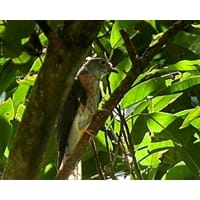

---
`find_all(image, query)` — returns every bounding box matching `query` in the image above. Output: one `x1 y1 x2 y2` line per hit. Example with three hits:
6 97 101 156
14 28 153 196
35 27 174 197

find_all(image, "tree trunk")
3 20 102 179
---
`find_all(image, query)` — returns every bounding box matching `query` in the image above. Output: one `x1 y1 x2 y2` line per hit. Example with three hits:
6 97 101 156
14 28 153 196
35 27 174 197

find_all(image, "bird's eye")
100 60 106 65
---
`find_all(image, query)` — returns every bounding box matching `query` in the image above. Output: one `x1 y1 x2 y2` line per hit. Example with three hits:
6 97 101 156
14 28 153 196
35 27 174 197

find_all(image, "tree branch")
56 20 192 179
116 107 143 179
3 21 102 179
120 29 140 70
140 20 192 66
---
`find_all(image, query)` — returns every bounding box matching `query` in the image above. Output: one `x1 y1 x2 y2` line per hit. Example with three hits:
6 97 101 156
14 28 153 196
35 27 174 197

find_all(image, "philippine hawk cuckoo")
57 56 116 177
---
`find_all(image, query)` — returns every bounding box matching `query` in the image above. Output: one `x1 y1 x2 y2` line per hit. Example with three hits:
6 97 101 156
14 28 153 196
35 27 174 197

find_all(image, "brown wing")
57 78 87 170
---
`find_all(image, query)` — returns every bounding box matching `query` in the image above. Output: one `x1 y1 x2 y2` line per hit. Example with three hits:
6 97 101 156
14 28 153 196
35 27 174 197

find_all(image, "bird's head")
77 57 117 79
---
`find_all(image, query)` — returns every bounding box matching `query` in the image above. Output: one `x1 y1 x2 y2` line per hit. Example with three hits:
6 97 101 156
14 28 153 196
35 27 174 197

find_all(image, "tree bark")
2 20 102 179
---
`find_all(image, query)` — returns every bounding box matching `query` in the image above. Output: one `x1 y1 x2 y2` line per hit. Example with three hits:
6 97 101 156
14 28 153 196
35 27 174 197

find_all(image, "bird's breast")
78 92 99 129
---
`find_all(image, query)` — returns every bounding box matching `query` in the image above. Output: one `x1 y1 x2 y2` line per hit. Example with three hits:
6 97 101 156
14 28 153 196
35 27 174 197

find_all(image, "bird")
57 56 117 179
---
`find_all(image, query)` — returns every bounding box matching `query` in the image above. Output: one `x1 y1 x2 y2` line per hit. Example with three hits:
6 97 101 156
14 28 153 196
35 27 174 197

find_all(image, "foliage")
1 20 200 179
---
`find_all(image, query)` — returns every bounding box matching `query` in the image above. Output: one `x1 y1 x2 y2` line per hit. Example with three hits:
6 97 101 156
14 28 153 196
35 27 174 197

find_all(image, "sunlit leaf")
109 57 131 91
149 140 174 153
0 98 14 121
121 77 167 108
159 75 200 95
110 20 138 49
110 21 122 48
0 98 14 156
12 51 31 64
180 106 200 129
148 93 182 112
15 104 25 121
136 134 161 167
146 112 176 133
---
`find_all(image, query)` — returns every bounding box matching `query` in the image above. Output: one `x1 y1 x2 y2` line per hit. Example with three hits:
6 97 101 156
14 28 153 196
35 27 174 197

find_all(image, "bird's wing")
57 78 87 169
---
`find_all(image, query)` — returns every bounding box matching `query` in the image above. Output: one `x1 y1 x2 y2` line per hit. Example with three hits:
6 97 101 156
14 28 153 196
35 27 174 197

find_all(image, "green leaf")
12 51 31 64
148 93 182 112
39 33 48 47
132 115 148 145
118 20 139 34
191 118 200 129
3 21 35 57
3 39 22 58
0 61 18 94
162 43 198 64
159 75 200 95
125 100 149 123
0 98 14 156
146 112 176 133
110 20 139 49
12 84 29 113
31 57 43 72
141 59 200 81
95 131 113 151
136 136 161 167
42 164 56 180
110 21 122 48
132 100 149 117
177 145 200 178
162 161 194 180
173 31 200 54
0 116 13 156
4 21 35 41
182 142 200 177
149 140 174 153
165 59 200 72
15 104 25 121
109 57 131 91
0 60 33 94
121 77 167 108
175 109 192 118
180 106 200 129
17 74 37 86
0 98 14 121
137 140 174 169
156 118 199 148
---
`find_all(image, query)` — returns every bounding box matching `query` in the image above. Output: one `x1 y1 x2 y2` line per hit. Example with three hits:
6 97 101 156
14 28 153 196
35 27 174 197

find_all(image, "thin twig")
117 130 135 179
116 107 143 180
120 29 140 70
104 130 118 180
91 140 106 180
111 129 123 168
